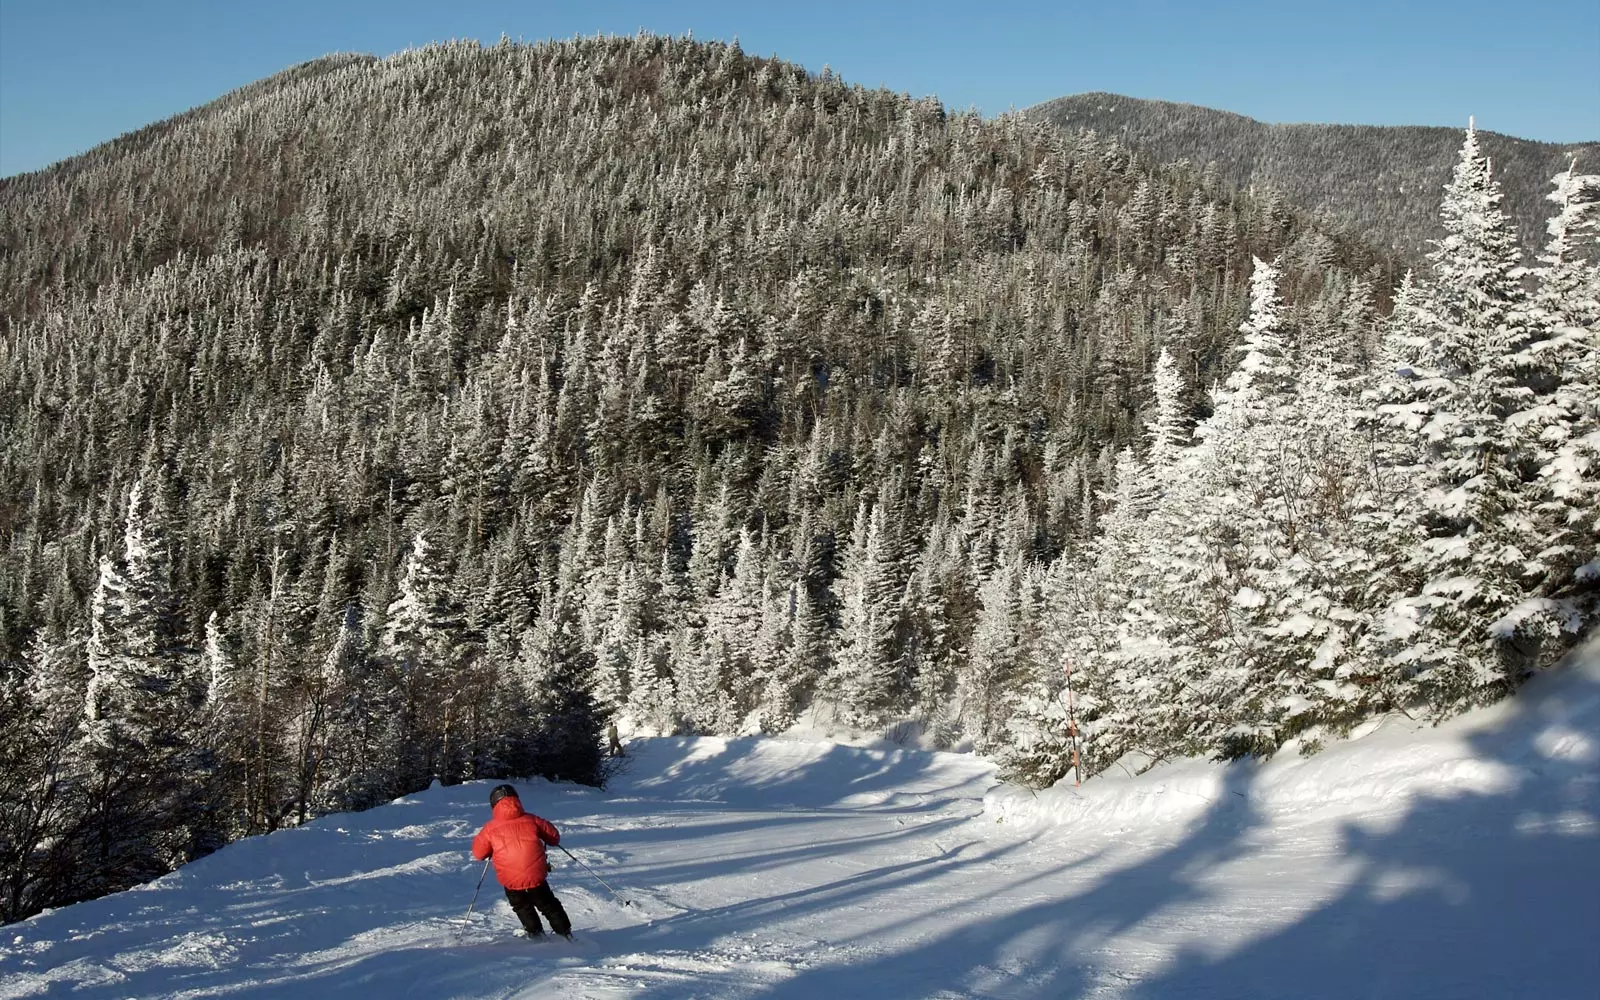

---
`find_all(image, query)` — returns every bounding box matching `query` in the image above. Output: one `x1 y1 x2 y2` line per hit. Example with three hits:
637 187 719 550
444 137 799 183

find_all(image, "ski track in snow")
4 645 1599 999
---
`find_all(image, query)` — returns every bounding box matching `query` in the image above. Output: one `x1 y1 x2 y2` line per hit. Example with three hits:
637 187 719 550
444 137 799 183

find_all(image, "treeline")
4 36 1576 926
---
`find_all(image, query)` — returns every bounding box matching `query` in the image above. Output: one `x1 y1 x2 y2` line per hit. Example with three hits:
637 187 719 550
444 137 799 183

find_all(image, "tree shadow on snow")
688 760 1271 1000
619 658 1599 1000
611 735 991 812
1123 661 1600 1000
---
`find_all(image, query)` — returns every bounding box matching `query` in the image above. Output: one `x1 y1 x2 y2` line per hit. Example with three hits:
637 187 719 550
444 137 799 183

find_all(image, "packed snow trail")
4 646 1598 999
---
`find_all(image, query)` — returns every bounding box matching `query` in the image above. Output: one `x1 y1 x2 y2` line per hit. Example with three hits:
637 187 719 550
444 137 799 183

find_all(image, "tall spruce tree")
1395 122 1546 705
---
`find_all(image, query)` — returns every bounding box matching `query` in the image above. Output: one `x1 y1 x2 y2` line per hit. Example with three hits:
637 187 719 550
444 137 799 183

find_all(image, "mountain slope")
1030 92 1599 258
0 36 1408 924
3 638 1595 999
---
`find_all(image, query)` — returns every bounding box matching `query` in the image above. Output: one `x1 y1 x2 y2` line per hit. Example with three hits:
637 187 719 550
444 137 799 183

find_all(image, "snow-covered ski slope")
5 643 1597 999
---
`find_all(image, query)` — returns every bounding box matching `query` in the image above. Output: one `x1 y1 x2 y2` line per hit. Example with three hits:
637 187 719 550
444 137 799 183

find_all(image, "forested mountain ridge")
1 36 1593 927
1030 92 1599 260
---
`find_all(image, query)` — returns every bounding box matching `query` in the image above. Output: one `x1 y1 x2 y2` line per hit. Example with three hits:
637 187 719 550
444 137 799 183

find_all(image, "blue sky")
2 0 1597 177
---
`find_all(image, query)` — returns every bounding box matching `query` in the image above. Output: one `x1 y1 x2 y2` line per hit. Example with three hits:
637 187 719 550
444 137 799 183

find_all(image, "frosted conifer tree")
83 556 134 742
1525 163 1600 608
201 611 240 710
1222 256 1295 410
1150 258 1305 755
84 479 188 753
1145 347 1189 469
960 552 1028 748
1358 271 1442 666
830 502 906 725
687 479 738 601
1002 556 1092 787
313 602 396 811
751 558 792 719
1534 163 1600 329
2 627 86 920
760 580 822 733
23 626 84 732
78 480 200 890
675 631 740 735
1038 445 1162 770
593 560 645 715
1397 122 1544 705
192 609 253 840
694 528 770 727
518 571 605 784
626 635 679 736
380 532 473 783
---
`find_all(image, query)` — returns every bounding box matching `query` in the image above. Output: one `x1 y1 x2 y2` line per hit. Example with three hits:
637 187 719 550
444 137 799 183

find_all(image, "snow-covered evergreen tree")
84 480 188 753
78 479 202 893
313 601 398 811
1378 123 1547 706
517 570 606 785
379 532 475 784
829 501 908 725
0 627 85 920
1525 163 1600 607
960 550 1031 749
704 529 767 720
1145 346 1190 468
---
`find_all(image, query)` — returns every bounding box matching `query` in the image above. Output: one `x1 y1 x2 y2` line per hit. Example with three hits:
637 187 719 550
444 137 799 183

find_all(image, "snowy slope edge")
983 635 1600 834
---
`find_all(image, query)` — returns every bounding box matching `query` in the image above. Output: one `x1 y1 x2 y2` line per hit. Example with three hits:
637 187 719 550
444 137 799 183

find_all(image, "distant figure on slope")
472 784 573 940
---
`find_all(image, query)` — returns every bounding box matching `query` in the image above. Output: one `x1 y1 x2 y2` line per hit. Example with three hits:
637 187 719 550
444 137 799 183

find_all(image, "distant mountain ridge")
1030 92 1599 259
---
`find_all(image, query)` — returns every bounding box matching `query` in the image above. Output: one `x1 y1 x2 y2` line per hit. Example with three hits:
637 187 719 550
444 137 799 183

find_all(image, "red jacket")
472 797 561 890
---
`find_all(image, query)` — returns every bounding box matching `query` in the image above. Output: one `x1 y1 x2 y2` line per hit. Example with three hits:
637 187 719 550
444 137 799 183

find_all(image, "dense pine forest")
0 36 1594 924
1033 92 1599 261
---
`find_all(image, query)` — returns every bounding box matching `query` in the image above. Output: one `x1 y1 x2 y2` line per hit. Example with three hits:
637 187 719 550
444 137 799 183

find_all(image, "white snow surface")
5 645 1599 999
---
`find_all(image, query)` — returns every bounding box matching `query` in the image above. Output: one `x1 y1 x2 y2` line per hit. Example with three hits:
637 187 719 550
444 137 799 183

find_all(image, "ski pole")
556 843 633 907
460 858 490 929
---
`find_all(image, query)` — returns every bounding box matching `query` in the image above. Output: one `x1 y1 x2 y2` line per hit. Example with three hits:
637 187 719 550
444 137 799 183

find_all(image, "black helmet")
489 783 519 807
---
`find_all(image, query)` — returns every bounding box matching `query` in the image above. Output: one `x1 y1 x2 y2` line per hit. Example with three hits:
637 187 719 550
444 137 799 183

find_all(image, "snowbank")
986 636 1600 835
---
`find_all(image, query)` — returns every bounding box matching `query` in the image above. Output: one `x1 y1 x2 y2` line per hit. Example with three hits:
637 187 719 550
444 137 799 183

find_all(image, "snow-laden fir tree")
0 627 85 920
703 528 767 719
379 532 475 784
829 500 909 725
84 479 189 752
79 479 202 893
1374 122 1549 707
313 601 400 811
1523 163 1600 606
517 561 607 785
1145 346 1190 469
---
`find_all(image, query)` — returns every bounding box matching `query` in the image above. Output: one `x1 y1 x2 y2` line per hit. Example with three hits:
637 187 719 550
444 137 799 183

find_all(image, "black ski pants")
505 882 571 937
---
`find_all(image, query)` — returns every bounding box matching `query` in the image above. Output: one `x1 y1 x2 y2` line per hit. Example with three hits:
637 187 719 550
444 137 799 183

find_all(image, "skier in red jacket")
472 784 573 939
